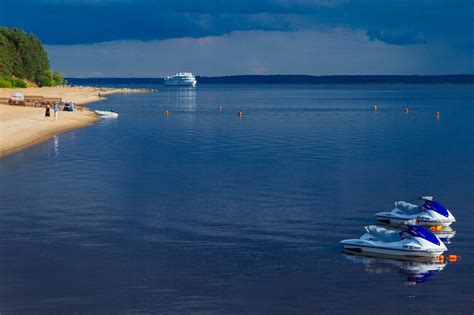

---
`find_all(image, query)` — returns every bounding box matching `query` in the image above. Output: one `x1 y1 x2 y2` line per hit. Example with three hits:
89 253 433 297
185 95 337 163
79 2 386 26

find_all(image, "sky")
1 0 473 77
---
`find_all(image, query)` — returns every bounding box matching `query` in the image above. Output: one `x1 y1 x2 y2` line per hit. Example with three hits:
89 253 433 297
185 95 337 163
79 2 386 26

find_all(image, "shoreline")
0 86 153 157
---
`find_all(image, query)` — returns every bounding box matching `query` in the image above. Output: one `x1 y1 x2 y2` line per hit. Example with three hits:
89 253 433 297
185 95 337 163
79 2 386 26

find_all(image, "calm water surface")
0 84 473 313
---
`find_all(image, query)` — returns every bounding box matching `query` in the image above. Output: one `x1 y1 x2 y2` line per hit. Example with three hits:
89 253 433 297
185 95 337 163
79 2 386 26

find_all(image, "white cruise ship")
164 72 197 87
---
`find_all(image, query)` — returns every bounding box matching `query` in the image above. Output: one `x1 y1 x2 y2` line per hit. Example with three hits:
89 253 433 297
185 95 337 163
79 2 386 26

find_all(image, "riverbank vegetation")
0 27 65 88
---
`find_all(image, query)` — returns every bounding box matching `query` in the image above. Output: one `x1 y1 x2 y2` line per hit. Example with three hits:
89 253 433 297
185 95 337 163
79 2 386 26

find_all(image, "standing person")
44 104 51 120
53 104 59 120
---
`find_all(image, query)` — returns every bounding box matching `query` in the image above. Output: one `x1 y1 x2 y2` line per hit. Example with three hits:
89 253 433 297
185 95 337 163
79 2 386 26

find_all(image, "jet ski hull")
375 212 454 227
340 226 447 260
341 240 445 259
375 199 456 227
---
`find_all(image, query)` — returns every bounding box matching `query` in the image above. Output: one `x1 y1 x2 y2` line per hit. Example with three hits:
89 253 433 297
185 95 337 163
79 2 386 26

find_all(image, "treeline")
0 27 65 88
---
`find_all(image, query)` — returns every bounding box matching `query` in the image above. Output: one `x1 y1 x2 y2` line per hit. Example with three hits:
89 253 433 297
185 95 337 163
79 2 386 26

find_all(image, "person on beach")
44 105 51 120
53 104 59 120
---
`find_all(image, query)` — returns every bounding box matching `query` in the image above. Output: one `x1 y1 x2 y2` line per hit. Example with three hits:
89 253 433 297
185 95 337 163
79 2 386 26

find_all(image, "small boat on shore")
95 110 119 118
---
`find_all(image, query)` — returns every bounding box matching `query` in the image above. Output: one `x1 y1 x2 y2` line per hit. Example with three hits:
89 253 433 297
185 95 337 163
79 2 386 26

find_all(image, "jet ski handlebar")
419 196 434 201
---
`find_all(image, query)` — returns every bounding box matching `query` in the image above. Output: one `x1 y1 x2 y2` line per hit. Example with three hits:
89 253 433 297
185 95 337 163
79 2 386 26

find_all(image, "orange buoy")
448 255 460 262
438 255 444 262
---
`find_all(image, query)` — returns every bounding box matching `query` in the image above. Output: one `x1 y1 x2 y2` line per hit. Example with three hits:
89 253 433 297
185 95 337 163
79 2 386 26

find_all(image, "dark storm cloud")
0 0 472 50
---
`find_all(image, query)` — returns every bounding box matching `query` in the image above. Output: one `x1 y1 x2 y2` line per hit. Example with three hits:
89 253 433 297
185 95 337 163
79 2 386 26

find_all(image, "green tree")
0 27 62 86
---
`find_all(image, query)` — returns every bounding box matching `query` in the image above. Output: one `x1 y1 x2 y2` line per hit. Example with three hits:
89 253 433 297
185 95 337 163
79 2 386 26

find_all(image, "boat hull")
342 243 444 259
95 110 118 118
375 200 456 227
164 81 196 87
340 226 447 260
375 213 454 227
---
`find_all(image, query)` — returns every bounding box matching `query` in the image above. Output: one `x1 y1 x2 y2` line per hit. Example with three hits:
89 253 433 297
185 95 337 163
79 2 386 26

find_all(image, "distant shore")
67 74 474 86
0 86 153 157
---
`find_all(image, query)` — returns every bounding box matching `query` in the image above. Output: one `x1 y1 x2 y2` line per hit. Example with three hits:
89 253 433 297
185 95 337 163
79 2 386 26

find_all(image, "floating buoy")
438 255 444 262
237 112 243 117
448 255 460 262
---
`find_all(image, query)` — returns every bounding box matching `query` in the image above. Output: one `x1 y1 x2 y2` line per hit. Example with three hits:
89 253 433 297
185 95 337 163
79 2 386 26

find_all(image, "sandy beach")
0 86 151 157
0 86 150 105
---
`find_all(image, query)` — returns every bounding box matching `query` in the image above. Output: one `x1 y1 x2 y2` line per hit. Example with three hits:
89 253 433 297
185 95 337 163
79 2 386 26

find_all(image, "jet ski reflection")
432 226 456 244
342 253 447 285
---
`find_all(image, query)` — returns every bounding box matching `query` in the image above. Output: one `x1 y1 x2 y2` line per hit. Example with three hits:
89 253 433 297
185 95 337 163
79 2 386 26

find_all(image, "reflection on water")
342 253 448 286
164 87 196 112
433 227 456 244
53 135 59 157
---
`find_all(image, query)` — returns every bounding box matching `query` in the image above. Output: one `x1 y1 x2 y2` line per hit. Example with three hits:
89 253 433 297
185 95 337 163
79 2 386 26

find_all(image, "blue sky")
1 0 473 76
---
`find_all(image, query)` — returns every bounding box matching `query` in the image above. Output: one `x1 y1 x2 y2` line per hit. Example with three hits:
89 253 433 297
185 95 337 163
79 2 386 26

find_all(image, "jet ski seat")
365 225 401 242
394 201 420 215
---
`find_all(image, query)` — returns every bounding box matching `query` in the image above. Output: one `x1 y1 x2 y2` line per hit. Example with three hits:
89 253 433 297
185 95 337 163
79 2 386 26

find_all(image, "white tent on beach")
10 92 24 101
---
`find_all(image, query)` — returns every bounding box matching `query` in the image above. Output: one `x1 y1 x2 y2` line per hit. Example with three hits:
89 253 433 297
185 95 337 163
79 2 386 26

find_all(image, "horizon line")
66 74 474 79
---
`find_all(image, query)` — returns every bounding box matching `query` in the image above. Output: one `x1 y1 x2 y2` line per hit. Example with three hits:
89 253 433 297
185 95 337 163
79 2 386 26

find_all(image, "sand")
0 86 150 105
0 86 152 157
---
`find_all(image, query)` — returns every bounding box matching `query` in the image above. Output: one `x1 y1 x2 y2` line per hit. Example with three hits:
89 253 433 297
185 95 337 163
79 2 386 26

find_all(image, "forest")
0 27 64 88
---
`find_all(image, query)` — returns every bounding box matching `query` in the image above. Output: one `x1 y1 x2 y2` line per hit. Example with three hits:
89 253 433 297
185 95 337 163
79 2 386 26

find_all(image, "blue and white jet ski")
375 196 455 227
340 225 447 259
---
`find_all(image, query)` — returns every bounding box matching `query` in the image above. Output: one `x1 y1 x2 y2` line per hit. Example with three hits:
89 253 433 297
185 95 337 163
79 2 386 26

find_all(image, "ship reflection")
165 87 196 112
53 135 59 157
342 253 447 285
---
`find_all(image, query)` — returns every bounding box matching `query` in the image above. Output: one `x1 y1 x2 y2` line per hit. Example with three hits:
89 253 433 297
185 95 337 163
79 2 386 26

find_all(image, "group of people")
62 102 77 112
43 102 78 120
44 104 59 121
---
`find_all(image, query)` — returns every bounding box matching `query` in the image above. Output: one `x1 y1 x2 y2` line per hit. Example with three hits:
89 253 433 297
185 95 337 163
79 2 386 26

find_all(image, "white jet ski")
375 196 455 227
95 110 119 118
340 225 447 259
377 222 456 244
